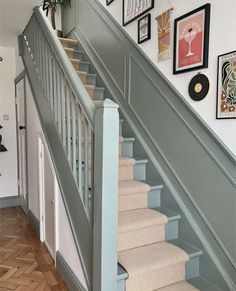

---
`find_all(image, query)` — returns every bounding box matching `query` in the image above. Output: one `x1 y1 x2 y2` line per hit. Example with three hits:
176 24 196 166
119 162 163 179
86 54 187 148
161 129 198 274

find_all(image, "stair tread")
119 180 151 195
119 157 136 166
155 281 199 290
118 208 168 233
58 37 79 45
153 207 181 221
118 242 189 277
169 239 203 258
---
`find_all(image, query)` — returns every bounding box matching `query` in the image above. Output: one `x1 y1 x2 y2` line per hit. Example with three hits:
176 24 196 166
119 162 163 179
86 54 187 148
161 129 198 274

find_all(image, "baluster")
61 77 66 147
66 85 72 164
52 56 58 124
45 42 50 102
77 106 82 194
41 34 47 93
48 51 54 111
57 67 62 134
71 96 77 177
38 28 43 83
83 118 89 209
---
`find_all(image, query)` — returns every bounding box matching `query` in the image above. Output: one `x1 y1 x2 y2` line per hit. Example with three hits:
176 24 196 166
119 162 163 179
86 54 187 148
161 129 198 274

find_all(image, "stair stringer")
21 39 93 289
63 4 236 290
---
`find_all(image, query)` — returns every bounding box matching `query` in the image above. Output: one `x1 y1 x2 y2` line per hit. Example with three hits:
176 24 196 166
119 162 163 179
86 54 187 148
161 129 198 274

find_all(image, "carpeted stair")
59 37 200 291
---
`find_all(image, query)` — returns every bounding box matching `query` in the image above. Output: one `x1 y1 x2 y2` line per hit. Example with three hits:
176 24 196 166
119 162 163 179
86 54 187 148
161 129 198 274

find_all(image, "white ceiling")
0 0 42 47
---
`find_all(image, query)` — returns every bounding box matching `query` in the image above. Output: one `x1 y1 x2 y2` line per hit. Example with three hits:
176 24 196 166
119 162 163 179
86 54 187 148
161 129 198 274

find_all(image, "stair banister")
33 6 95 127
20 6 120 291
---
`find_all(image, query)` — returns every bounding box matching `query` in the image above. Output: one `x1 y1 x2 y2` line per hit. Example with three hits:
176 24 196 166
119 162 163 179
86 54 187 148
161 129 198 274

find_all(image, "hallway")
0 207 68 290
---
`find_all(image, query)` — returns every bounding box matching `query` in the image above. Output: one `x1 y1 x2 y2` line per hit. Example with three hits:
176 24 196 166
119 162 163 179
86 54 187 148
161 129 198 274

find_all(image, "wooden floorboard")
0 207 69 291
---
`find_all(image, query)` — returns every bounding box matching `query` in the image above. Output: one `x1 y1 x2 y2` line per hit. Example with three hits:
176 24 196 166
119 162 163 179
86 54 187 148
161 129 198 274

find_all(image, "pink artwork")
173 4 210 74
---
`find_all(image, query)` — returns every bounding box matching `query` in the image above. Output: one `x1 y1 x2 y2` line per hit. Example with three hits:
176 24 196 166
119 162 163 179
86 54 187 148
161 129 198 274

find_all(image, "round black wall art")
188 73 210 101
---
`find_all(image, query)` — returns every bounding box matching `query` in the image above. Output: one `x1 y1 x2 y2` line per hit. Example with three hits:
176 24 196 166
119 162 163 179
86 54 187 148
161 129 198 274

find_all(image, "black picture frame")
106 0 114 5
216 50 236 119
123 0 154 26
173 4 211 74
138 14 151 44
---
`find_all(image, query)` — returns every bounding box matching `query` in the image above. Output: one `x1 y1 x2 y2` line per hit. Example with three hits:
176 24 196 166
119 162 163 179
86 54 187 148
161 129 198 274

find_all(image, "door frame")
38 134 57 260
14 71 29 213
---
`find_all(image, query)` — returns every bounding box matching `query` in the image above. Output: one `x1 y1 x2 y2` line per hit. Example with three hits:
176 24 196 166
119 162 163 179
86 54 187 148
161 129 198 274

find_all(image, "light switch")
3 114 9 120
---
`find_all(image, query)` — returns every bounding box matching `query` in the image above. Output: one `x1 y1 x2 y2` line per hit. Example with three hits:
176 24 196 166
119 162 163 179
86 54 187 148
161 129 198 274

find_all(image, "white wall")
0 47 18 198
99 0 236 156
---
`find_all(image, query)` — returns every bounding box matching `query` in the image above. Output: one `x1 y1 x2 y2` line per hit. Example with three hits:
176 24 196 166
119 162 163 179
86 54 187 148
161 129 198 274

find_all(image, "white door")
38 137 55 259
15 76 27 214
44 149 55 257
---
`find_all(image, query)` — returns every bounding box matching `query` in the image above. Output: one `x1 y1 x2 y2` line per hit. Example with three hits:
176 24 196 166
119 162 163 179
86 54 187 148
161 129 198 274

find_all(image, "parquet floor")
0 207 69 291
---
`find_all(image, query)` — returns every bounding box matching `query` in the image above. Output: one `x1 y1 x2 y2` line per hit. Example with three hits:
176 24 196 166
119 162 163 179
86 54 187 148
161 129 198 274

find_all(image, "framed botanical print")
173 4 211 74
138 14 151 44
123 0 154 26
216 51 236 119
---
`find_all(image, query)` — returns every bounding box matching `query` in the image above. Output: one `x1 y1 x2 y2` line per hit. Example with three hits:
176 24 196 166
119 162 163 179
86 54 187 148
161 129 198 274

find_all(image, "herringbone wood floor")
0 207 69 290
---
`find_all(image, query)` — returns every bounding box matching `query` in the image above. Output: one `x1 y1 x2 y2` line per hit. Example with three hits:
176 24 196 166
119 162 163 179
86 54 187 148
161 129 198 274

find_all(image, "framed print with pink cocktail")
173 4 211 74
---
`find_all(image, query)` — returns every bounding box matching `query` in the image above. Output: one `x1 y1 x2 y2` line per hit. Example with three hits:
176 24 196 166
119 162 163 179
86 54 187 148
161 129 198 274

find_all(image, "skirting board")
28 209 40 238
56 252 87 291
0 196 19 209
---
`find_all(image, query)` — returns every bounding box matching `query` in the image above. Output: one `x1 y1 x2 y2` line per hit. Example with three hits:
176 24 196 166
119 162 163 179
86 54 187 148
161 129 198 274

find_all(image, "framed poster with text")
173 4 211 74
217 51 236 119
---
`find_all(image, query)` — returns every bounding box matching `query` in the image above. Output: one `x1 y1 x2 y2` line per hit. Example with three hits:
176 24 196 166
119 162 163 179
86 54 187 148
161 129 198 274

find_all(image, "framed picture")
106 0 114 5
123 0 154 26
173 4 211 74
216 51 236 119
138 14 151 44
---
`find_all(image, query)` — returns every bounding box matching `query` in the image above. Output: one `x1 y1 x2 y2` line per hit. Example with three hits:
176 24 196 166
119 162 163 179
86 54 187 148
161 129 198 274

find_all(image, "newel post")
93 99 119 291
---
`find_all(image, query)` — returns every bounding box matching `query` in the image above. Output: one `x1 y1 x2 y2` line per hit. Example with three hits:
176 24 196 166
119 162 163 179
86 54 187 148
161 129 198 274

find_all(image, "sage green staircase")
20 2 235 290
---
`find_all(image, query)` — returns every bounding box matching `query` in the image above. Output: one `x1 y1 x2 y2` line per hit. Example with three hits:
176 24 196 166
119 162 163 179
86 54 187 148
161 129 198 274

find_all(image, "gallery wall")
0 46 18 198
99 0 236 156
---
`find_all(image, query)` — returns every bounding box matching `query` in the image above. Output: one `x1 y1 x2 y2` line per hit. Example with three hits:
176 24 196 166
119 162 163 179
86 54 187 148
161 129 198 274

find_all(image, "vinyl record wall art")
188 73 209 101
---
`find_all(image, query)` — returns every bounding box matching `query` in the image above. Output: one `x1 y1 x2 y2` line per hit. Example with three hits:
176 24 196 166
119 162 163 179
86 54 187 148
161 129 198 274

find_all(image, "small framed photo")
106 0 114 5
138 14 151 44
216 51 236 119
173 4 211 74
123 0 154 26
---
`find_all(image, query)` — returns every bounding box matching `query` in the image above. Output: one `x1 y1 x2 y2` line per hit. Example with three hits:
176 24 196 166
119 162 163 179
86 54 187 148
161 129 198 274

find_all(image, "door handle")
19 126 26 130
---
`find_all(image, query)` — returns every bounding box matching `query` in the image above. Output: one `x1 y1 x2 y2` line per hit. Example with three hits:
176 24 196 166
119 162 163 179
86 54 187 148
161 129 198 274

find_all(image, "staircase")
20 6 233 291
59 36 203 291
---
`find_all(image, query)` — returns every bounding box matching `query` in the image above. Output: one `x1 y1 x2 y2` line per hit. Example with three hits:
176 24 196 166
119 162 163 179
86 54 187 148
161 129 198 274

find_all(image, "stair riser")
118 224 165 252
165 220 179 241
186 257 200 280
119 165 134 181
119 193 148 212
74 51 84 61
148 188 161 208
125 262 186 291
65 50 74 59
122 140 134 158
134 162 146 181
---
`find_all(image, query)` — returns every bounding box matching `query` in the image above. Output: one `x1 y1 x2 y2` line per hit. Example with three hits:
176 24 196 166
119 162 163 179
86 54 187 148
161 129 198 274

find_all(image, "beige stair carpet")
119 242 189 291
59 36 198 291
